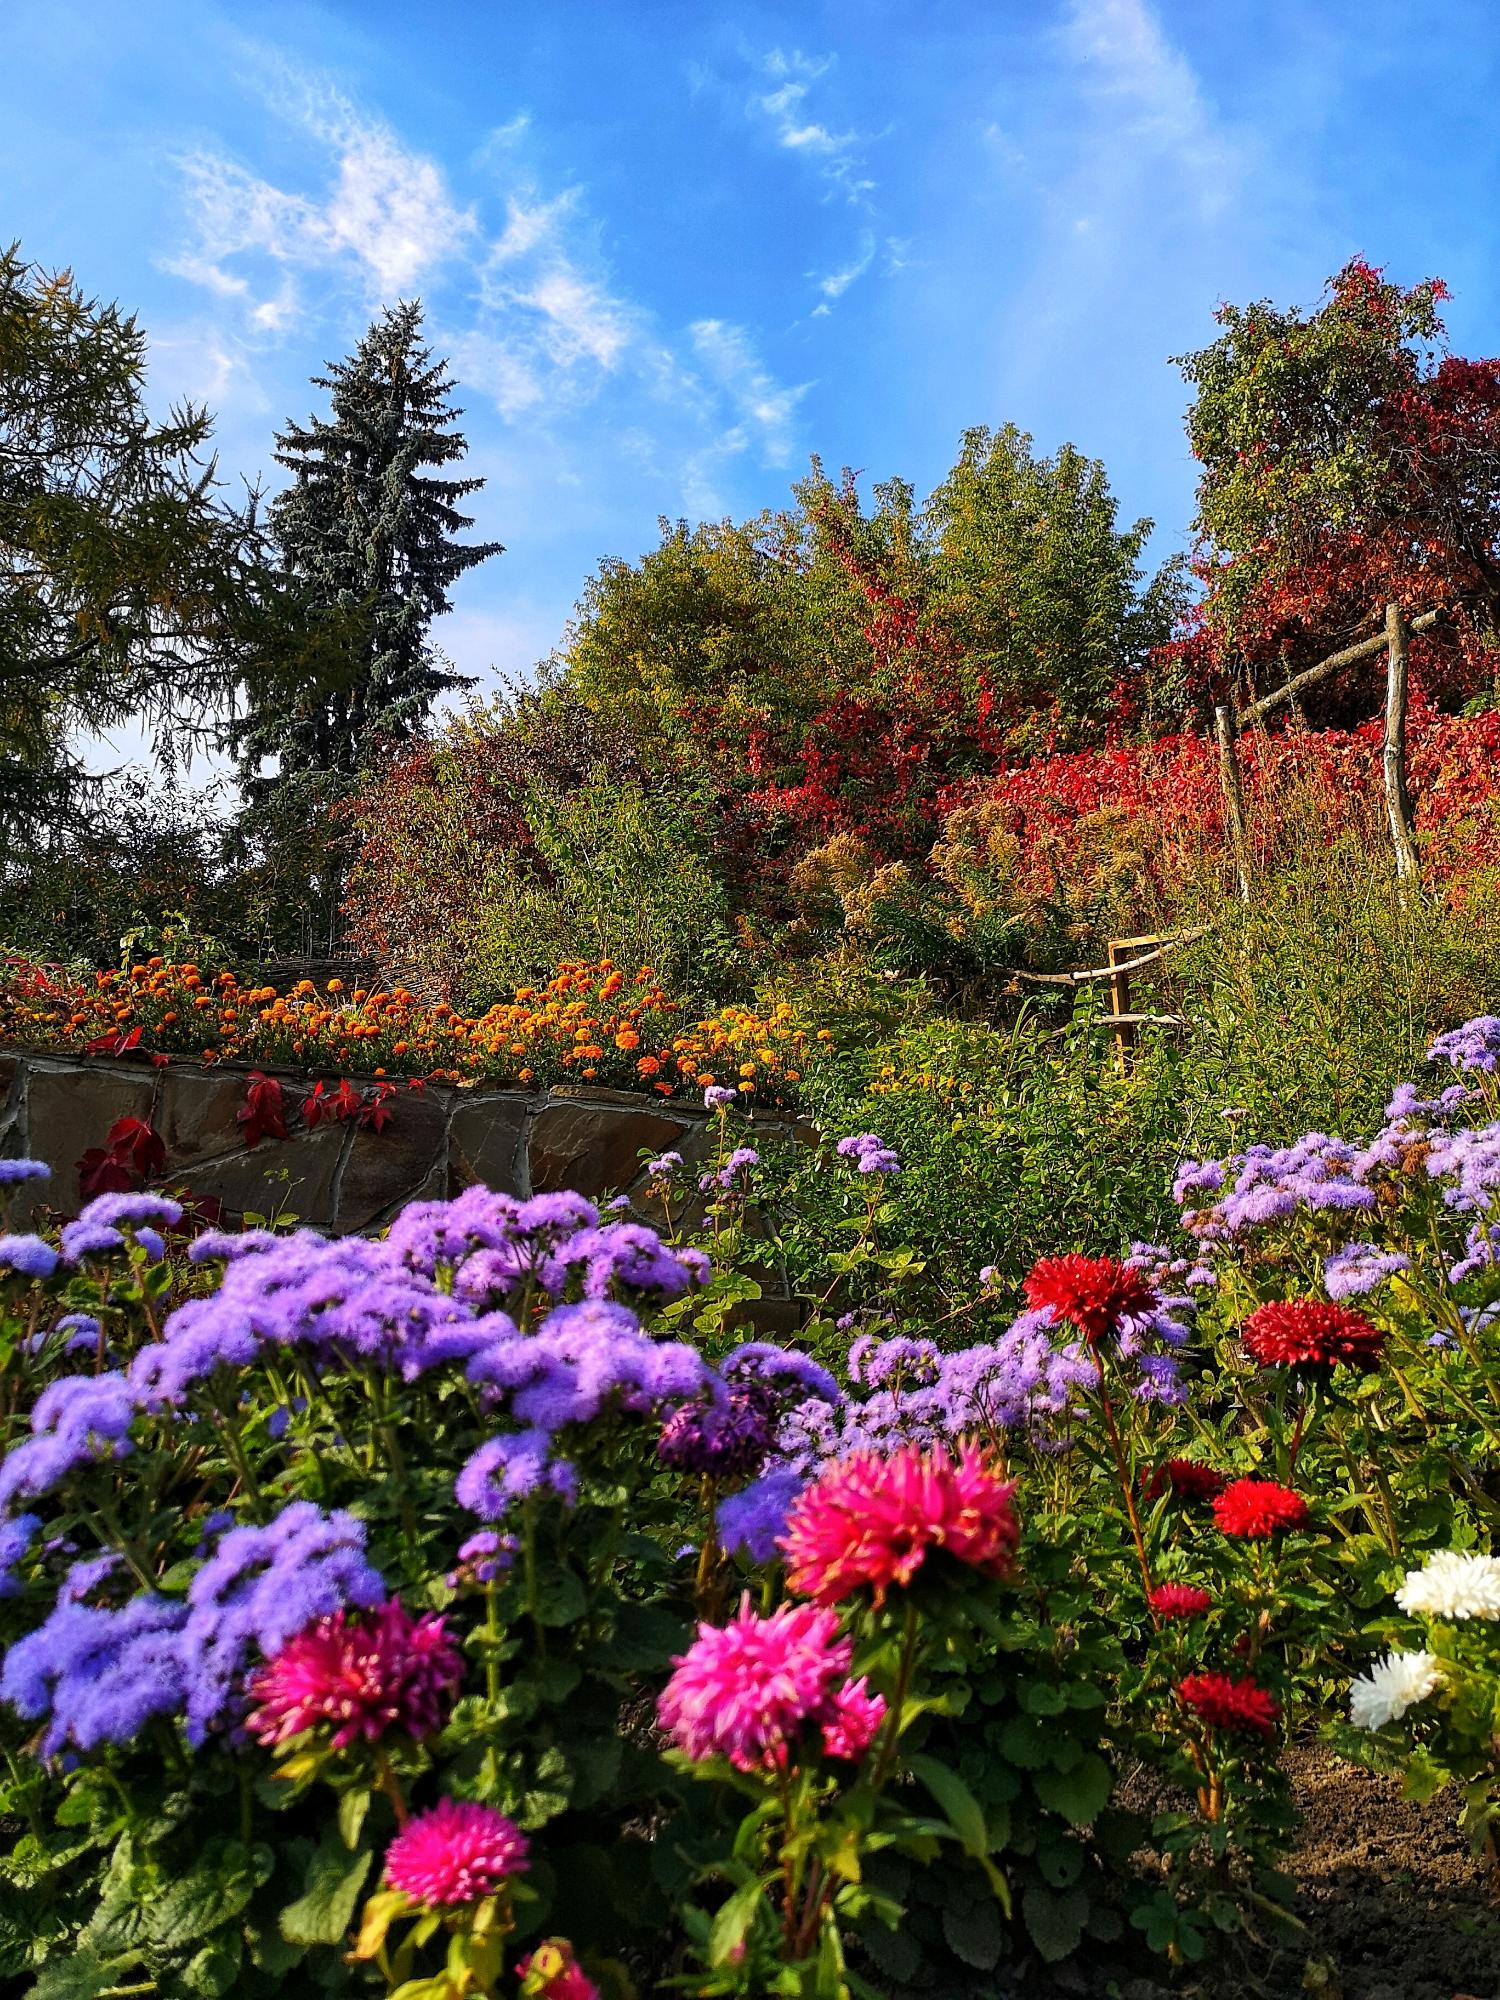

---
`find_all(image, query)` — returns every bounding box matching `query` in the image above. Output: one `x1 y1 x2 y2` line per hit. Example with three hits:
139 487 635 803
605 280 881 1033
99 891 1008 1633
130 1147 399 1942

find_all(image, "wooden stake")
1107 938 1135 1072
1213 704 1252 903
1383 600 1421 886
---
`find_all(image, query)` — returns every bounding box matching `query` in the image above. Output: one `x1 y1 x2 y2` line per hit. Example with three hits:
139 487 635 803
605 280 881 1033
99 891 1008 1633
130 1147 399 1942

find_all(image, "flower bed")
0 957 811 1106
4 1021 1500 1994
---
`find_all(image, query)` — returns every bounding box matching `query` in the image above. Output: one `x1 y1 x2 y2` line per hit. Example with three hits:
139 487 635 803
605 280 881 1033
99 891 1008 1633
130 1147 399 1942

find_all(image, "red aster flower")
1140 1458 1227 1503
1149 1583 1213 1620
1212 1478 1308 1539
1023 1254 1158 1343
781 1443 1020 1607
1178 1671 1280 1738
1241 1299 1384 1373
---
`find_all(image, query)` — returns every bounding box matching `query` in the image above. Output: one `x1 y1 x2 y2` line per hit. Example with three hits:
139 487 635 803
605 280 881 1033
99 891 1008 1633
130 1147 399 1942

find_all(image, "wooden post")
1213 704 1252 903
1106 937 1137 1072
1383 600 1421 886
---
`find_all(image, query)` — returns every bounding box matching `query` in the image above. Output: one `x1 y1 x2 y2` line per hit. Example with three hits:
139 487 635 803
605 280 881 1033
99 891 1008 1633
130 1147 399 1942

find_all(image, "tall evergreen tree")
238 302 502 810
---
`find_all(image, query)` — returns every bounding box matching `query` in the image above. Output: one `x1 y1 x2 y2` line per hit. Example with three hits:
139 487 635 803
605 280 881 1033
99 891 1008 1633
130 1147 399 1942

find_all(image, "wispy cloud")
689 319 811 466
164 85 476 326
749 48 875 208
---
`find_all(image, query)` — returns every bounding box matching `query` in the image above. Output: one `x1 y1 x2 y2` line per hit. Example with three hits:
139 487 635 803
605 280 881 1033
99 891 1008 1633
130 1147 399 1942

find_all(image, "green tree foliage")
0 243 323 840
237 301 502 814
562 429 1181 891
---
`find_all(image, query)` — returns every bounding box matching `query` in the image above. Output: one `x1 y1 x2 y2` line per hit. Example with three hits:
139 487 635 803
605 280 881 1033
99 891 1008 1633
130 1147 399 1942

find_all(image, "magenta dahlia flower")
384 1798 529 1908
657 1596 854 1771
782 1442 1019 1607
820 1675 887 1761
244 1599 463 1750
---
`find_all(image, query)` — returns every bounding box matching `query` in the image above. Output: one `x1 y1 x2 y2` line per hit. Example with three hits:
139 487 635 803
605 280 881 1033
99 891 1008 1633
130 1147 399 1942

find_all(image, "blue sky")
8 0 1500 726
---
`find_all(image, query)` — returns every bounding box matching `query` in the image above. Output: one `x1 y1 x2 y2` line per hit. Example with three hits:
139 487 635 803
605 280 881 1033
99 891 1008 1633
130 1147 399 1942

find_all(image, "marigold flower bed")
0 955 811 1106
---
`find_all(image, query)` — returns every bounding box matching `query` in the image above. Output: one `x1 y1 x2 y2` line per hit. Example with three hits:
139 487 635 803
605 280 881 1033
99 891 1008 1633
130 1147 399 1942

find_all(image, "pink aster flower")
657 1596 853 1771
384 1798 529 1908
245 1599 463 1750
820 1676 887 1761
782 1442 1020 1607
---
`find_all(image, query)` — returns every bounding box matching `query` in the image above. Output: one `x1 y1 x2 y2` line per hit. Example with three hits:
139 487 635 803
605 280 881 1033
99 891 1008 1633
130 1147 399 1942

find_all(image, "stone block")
23 1061 157 1195
156 1067 250 1167
179 1126 347 1229
448 1093 531 1199
528 1099 688 1200
335 1089 450 1232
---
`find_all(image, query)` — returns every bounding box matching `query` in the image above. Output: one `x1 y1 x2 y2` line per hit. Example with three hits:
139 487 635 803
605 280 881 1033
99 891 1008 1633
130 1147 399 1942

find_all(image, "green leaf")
1022 1882 1089 1963
531 1567 587 1627
26 1953 139 2000
146 1839 272 1952
997 1714 1051 1769
280 1833 372 1946
177 1932 243 1998
942 1897 1005 1970
1032 1753 1112 1827
337 1788 372 1851
709 1878 764 1965
905 1753 990 1858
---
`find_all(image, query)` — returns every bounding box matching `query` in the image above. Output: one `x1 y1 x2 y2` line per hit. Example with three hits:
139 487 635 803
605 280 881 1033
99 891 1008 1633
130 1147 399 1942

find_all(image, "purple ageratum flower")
1175 1134 1377 1244
0 1160 49 1186
74 1192 183 1232
455 1431 577 1519
467 1299 720 1433
180 1502 385 1741
384 1185 524 1277
0 1373 138 1509
1 1592 189 1754
847 1336 940 1389
720 1343 840 1406
540 1223 705 1302
1324 1240 1413 1298
448 1530 518 1587
701 1147 759 1194
704 1086 737 1110
1426 1123 1500 1214
1429 1016 1500 1075
0 1234 58 1280
646 1151 683 1178
132 1228 167 1263
60 1221 125 1261
717 1469 805 1562
835 1132 901 1175
187 1228 283 1264
61 1552 121 1602
978 1265 1001 1289
0 1514 40 1598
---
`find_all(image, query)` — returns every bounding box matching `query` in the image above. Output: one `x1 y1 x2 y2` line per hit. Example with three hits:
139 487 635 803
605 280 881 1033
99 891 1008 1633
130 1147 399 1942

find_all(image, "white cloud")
1060 0 1239 218
689 320 810 466
164 82 476 326
815 230 876 301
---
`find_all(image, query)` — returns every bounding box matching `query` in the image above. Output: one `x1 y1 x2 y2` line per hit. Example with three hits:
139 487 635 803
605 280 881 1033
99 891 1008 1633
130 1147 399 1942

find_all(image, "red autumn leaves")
239 1071 395 1148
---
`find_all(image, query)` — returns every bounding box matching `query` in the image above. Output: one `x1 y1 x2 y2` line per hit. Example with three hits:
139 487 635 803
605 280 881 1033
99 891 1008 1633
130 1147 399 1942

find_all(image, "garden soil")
1026 1746 1500 2000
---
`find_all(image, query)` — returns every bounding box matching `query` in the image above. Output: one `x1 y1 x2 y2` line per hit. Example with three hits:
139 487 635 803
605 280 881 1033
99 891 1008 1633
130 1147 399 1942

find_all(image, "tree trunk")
1214 704 1252 903
1383 600 1421 886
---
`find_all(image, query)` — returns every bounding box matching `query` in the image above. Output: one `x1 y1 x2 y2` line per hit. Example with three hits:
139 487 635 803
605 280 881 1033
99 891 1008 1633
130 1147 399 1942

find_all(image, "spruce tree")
239 301 502 809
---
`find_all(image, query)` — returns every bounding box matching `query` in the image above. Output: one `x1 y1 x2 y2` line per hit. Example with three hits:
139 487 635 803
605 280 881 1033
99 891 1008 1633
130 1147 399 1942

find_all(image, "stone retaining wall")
0 1046 799 1235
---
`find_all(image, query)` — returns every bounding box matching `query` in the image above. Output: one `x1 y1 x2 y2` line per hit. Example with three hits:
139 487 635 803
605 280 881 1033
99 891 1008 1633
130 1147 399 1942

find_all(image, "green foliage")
0 242 331 844
461 770 739 1008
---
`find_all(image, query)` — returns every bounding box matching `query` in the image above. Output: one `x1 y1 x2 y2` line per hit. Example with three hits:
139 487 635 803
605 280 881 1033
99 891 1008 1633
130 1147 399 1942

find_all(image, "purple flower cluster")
0 1233 58 1280
1323 1240 1412 1298
1429 1016 1500 1074
704 1085 737 1110
1175 1134 1378 1244
717 1468 806 1561
0 1159 50 1187
835 1132 901 1175
0 1374 138 1508
2 1592 190 1754
541 1223 708 1301
0 1514 40 1598
701 1147 759 1195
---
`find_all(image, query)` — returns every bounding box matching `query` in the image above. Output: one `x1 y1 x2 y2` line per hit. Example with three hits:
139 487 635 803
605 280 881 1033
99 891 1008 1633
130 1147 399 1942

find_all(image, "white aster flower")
1349 1650 1444 1730
1396 1549 1500 1622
